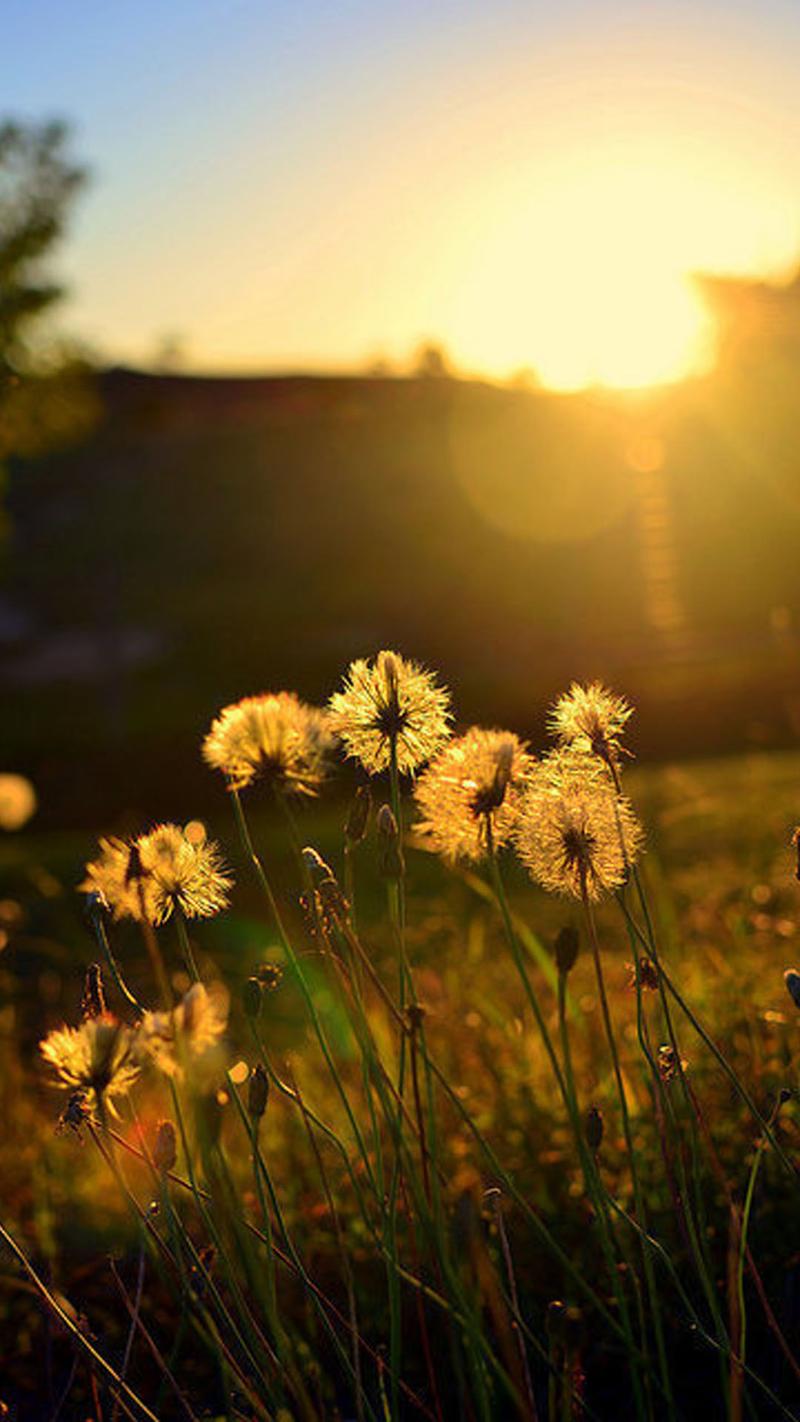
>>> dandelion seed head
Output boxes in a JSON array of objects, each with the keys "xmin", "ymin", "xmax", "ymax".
[
  {"xmin": 548, "ymin": 682, "xmax": 633, "ymax": 764},
  {"xmin": 40, "ymin": 1013, "xmax": 139, "ymax": 1111},
  {"xmin": 414, "ymin": 727, "xmax": 533, "ymax": 864},
  {"xmin": 514, "ymin": 756, "xmax": 643, "ymax": 901},
  {"xmin": 202, "ymin": 692, "xmax": 334, "ymax": 795},
  {"xmin": 329, "ymin": 649, "xmax": 451, "ymax": 775},
  {"xmin": 139, "ymin": 981, "xmax": 229, "ymax": 1080},
  {"xmin": 81, "ymin": 824, "xmax": 231, "ymax": 925},
  {"xmin": 137, "ymin": 823, "xmax": 231, "ymax": 923}
]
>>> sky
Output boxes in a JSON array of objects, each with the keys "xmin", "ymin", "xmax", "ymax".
[{"xmin": 6, "ymin": 0, "xmax": 800, "ymax": 388}]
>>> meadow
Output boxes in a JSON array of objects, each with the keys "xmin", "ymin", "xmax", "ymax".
[{"xmin": 2, "ymin": 660, "xmax": 800, "ymax": 1421}]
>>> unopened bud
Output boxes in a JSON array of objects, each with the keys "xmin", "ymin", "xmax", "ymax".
[
  {"xmin": 585, "ymin": 1105, "xmax": 604, "ymax": 1152},
  {"xmin": 785, "ymin": 968, "xmax": 800, "ymax": 1010},
  {"xmin": 241, "ymin": 976, "xmax": 262, "ymax": 1019},
  {"xmin": 248, "ymin": 1063, "xmax": 270, "ymax": 1119},
  {"xmin": 345, "ymin": 785, "xmax": 372, "ymax": 845},
  {"xmin": 81, "ymin": 963, "xmax": 107, "ymax": 1020},
  {"xmin": 377, "ymin": 805, "xmax": 404, "ymax": 880},
  {"xmin": 554, "ymin": 926, "xmax": 580, "ymax": 977},
  {"xmin": 302, "ymin": 846, "xmax": 334, "ymax": 886},
  {"xmin": 153, "ymin": 1119, "xmax": 177, "ymax": 1175},
  {"xmin": 405, "ymin": 1002, "xmax": 427, "ymax": 1034}
]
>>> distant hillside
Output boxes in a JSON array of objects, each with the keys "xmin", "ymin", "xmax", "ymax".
[{"xmin": 4, "ymin": 361, "xmax": 800, "ymax": 826}]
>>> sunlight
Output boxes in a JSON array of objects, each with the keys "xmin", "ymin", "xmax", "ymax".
[
  {"xmin": 443, "ymin": 156, "xmax": 762, "ymax": 390},
  {"xmin": 529, "ymin": 263, "xmax": 712, "ymax": 391}
]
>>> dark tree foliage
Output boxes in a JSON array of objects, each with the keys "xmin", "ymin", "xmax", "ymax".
[
  {"xmin": 0, "ymin": 120, "xmax": 85, "ymax": 372},
  {"xmin": 0, "ymin": 119, "xmax": 97, "ymax": 463}
]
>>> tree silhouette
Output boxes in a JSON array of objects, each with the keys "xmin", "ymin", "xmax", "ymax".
[{"xmin": 0, "ymin": 119, "xmax": 96, "ymax": 464}]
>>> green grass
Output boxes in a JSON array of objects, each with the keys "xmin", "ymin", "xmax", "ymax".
[{"xmin": 2, "ymin": 747, "xmax": 800, "ymax": 1419}]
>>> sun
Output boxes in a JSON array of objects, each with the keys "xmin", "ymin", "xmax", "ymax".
[
  {"xmin": 532, "ymin": 261, "xmax": 713, "ymax": 391},
  {"xmin": 443, "ymin": 161, "xmax": 723, "ymax": 391}
]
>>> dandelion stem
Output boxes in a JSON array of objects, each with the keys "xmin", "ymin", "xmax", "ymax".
[
  {"xmin": 230, "ymin": 786, "xmax": 379, "ymax": 1195},
  {"xmin": 175, "ymin": 910, "xmax": 202, "ymax": 981},
  {"xmin": 557, "ymin": 971, "xmax": 652, "ymax": 1422},
  {"xmin": 486, "ymin": 827, "xmax": 567, "ymax": 1099},
  {"xmin": 618, "ymin": 889, "xmax": 797, "ymax": 1181},
  {"xmin": 581, "ymin": 885, "xmax": 676, "ymax": 1420},
  {"xmin": 88, "ymin": 903, "xmax": 143, "ymax": 1014},
  {"xmin": 0, "ymin": 1217, "xmax": 161, "ymax": 1422}
]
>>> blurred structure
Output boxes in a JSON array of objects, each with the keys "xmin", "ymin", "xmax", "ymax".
[{"xmin": 4, "ymin": 269, "xmax": 800, "ymax": 823}]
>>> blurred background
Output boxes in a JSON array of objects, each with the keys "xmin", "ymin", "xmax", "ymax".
[{"xmin": 4, "ymin": 0, "xmax": 800, "ymax": 828}]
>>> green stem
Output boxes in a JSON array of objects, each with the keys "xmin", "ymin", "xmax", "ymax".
[
  {"xmin": 487, "ymin": 836, "xmax": 567, "ymax": 1100},
  {"xmin": 230, "ymin": 786, "xmax": 379, "ymax": 1197},
  {"xmin": 557, "ymin": 973, "xmax": 651, "ymax": 1422},
  {"xmin": 581, "ymin": 888, "xmax": 676, "ymax": 1420},
  {"xmin": 175, "ymin": 910, "xmax": 202, "ymax": 981}
]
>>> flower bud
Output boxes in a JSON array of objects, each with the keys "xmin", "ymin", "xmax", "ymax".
[
  {"xmin": 405, "ymin": 1002, "xmax": 427, "ymax": 1035},
  {"xmin": 302, "ymin": 845, "xmax": 334, "ymax": 886},
  {"xmin": 554, "ymin": 926, "xmax": 580, "ymax": 977},
  {"xmin": 248, "ymin": 1063, "xmax": 270, "ymax": 1119},
  {"xmin": 241, "ymin": 976, "xmax": 262, "ymax": 1019},
  {"xmin": 81, "ymin": 962, "xmax": 107, "ymax": 1021},
  {"xmin": 153, "ymin": 1119, "xmax": 177, "ymax": 1175},
  {"xmin": 345, "ymin": 785, "xmax": 372, "ymax": 845},
  {"xmin": 377, "ymin": 804, "xmax": 404, "ymax": 880},
  {"xmin": 785, "ymin": 968, "xmax": 800, "ymax": 1010},
  {"xmin": 585, "ymin": 1105, "xmax": 604, "ymax": 1152}
]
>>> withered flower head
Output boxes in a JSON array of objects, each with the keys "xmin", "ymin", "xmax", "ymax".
[
  {"xmin": 514, "ymin": 753, "xmax": 643, "ymax": 902},
  {"xmin": 413, "ymin": 727, "xmax": 533, "ymax": 864},
  {"xmin": 328, "ymin": 649, "xmax": 451, "ymax": 775},
  {"xmin": 202, "ymin": 692, "xmax": 334, "ymax": 796},
  {"xmin": 139, "ymin": 982, "xmax": 229, "ymax": 1080},
  {"xmin": 657, "ymin": 1044, "xmax": 685, "ymax": 1083},
  {"xmin": 40, "ymin": 1013, "xmax": 139, "ymax": 1112},
  {"xmin": 256, "ymin": 962, "xmax": 283, "ymax": 992},
  {"xmin": 81, "ymin": 824, "xmax": 231, "ymax": 926},
  {"xmin": 549, "ymin": 681, "xmax": 633, "ymax": 767},
  {"xmin": 627, "ymin": 956, "xmax": 659, "ymax": 991}
]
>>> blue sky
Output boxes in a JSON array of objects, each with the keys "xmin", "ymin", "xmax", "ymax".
[{"xmin": 6, "ymin": 1, "xmax": 800, "ymax": 383}]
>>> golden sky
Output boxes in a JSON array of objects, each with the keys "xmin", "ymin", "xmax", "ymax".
[{"xmin": 10, "ymin": 2, "xmax": 800, "ymax": 388}]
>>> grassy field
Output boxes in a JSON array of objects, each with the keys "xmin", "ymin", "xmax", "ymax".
[{"xmin": 2, "ymin": 727, "xmax": 800, "ymax": 1420}]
